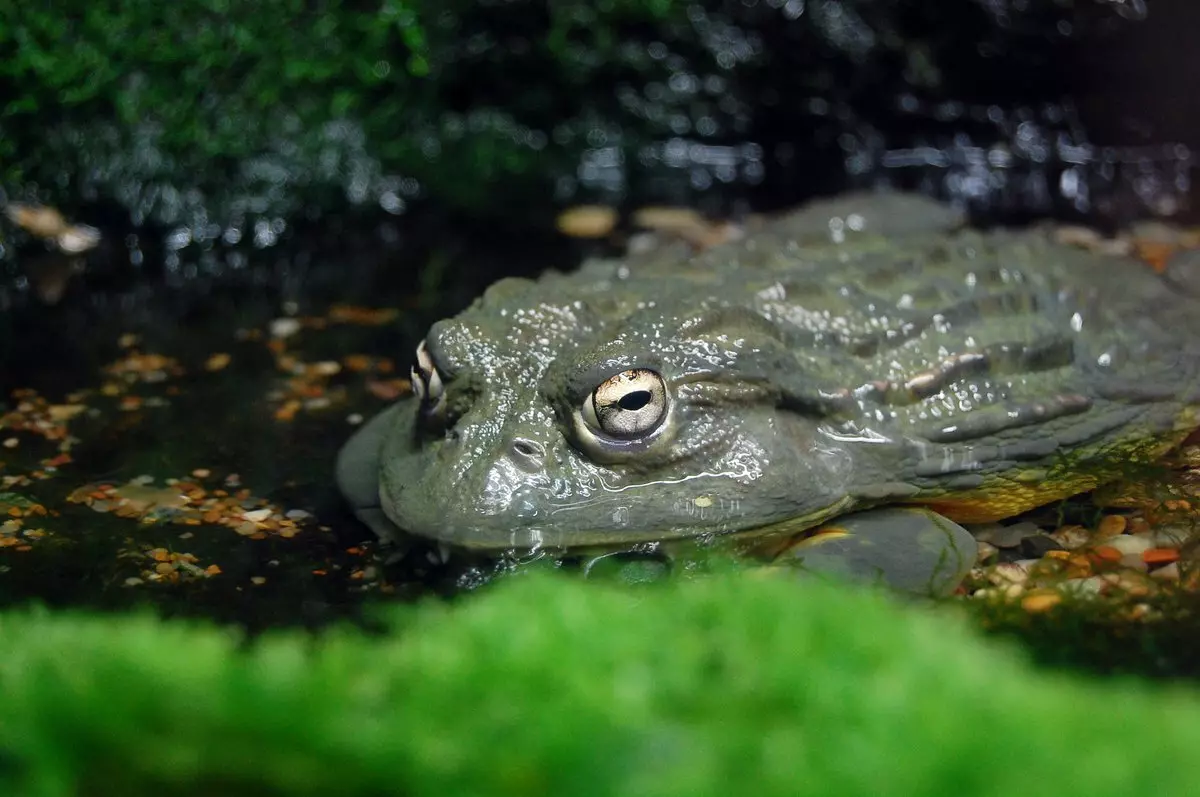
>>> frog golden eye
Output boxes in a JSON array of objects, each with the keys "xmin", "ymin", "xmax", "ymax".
[
  {"xmin": 582, "ymin": 369, "xmax": 668, "ymax": 438},
  {"xmin": 410, "ymin": 340, "xmax": 445, "ymax": 416}
]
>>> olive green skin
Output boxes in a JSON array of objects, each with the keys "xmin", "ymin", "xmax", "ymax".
[{"xmin": 338, "ymin": 193, "xmax": 1200, "ymax": 552}]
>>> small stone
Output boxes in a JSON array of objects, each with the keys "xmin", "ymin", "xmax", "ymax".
[
  {"xmin": 1060, "ymin": 576, "xmax": 1106, "ymax": 596},
  {"xmin": 1019, "ymin": 532, "xmax": 1065, "ymax": 559},
  {"xmin": 284, "ymin": 509, "xmax": 311, "ymax": 521},
  {"xmin": 1101, "ymin": 571, "xmax": 1152, "ymax": 596},
  {"xmin": 2, "ymin": 438, "xmax": 17, "ymax": 449},
  {"xmin": 235, "ymin": 521, "xmax": 259, "ymax": 536},
  {"xmin": 154, "ymin": 562, "xmax": 175, "ymax": 575},
  {"xmin": 1118, "ymin": 552, "xmax": 1150, "ymax": 572},
  {"xmin": 1106, "ymin": 534, "xmax": 1153, "ymax": 556},
  {"xmin": 204, "ymin": 353, "xmax": 232, "ymax": 371},
  {"xmin": 1088, "ymin": 545, "xmax": 1123, "ymax": 566},
  {"xmin": 191, "ymin": 468, "xmax": 211, "ymax": 479},
  {"xmin": 1150, "ymin": 526, "xmax": 1193, "ymax": 548},
  {"xmin": 1096, "ymin": 514, "xmax": 1127, "ymax": 538},
  {"xmin": 975, "ymin": 541, "xmax": 999, "ymax": 564},
  {"xmin": 123, "ymin": 577, "xmax": 144, "ymax": 587},
  {"xmin": 1143, "ymin": 548, "xmax": 1181, "ymax": 566},
  {"xmin": 1049, "ymin": 525, "xmax": 1091, "ymax": 550},
  {"xmin": 989, "ymin": 562, "xmax": 1030, "ymax": 586},
  {"xmin": 347, "ymin": 413, "xmax": 364, "ymax": 425},
  {"xmin": 242, "ymin": 508, "xmax": 272, "ymax": 523},
  {"xmin": 269, "ymin": 318, "xmax": 302, "ymax": 339},
  {"xmin": 47, "ymin": 404, "xmax": 87, "ymax": 422},
  {"xmin": 1128, "ymin": 517, "xmax": 1152, "ymax": 535},
  {"xmin": 1021, "ymin": 589, "xmax": 1062, "ymax": 613},
  {"xmin": 250, "ymin": 576, "xmax": 267, "ymax": 586},
  {"xmin": 311, "ymin": 361, "xmax": 342, "ymax": 376},
  {"xmin": 970, "ymin": 521, "xmax": 1041, "ymax": 549},
  {"xmin": 556, "ymin": 205, "xmax": 618, "ymax": 238},
  {"xmin": 1150, "ymin": 562, "xmax": 1181, "ymax": 581}
]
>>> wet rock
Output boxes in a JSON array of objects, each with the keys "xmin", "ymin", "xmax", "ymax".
[
  {"xmin": 969, "ymin": 520, "xmax": 1042, "ymax": 549},
  {"xmin": 1019, "ymin": 532, "xmax": 1066, "ymax": 559}
]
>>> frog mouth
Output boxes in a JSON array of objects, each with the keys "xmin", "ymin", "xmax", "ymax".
[{"xmin": 379, "ymin": 495, "xmax": 856, "ymax": 555}]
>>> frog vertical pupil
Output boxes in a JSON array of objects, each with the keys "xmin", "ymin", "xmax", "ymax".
[{"xmin": 619, "ymin": 390, "xmax": 651, "ymax": 411}]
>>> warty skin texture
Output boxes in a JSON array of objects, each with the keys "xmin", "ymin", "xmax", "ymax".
[{"xmin": 338, "ymin": 192, "xmax": 1200, "ymax": 552}]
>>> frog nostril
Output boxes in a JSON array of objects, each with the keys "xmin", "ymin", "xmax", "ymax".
[
  {"xmin": 512, "ymin": 438, "xmax": 542, "ymax": 457},
  {"xmin": 509, "ymin": 438, "xmax": 546, "ymax": 470}
]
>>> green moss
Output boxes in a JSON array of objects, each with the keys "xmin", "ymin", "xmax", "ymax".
[
  {"xmin": 0, "ymin": 0, "xmax": 700, "ymax": 224},
  {"xmin": 0, "ymin": 573, "xmax": 1198, "ymax": 796}
]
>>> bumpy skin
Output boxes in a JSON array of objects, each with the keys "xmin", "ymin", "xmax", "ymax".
[{"xmin": 338, "ymin": 193, "xmax": 1200, "ymax": 551}]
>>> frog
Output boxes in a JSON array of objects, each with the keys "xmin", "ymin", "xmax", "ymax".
[{"xmin": 337, "ymin": 192, "xmax": 1200, "ymax": 595}]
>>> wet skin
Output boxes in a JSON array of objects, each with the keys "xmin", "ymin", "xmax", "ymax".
[{"xmin": 338, "ymin": 192, "xmax": 1200, "ymax": 569}]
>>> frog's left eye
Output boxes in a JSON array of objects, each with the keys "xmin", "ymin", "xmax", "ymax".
[
  {"xmin": 410, "ymin": 340, "xmax": 446, "ymax": 417},
  {"xmin": 582, "ymin": 369, "xmax": 668, "ymax": 439}
]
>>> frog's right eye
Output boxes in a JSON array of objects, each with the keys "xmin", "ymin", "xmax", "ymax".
[{"xmin": 410, "ymin": 340, "xmax": 446, "ymax": 417}]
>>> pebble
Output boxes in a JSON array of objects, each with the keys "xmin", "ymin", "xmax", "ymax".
[
  {"xmin": 1143, "ymin": 548, "xmax": 1181, "ymax": 566},
  {"xmin": 1105, "ymin": 534, "xmax": 1153, "ymax": 556},
  {"xmin": 269, "ymin": 318, "xmax": 302, "ymax": 339},
  {"xmin": 1060, "ymin": 576, "xmax": 1107, "ymax": 596},
  {"xmin": 1049, "ymin": 525, "xmax": 1091, "ymax": 550},
  {"xmin": 1101, "ymin": 571, "xmax": 1153, "ymax": 597},
  {"xmin": 1021, "ymin": 589, "xmax": 1062, "ymax": 613},
  {"xmin": 285, "ymin": 509, "xmax": 311, "ymax": 521},
  {"xmin": 204, "ymin": 353, "xmax": 232, "ymax": 371},
  {"xmin": 1096, "ymin": 514, "xmax": 1127, "ymax": 538},
  {"xmin": 1118, "ymin": 553, "xmax": 1150, "ymax": 573},
  {"xmin": 989, "ymin": 562, "xmax": 1030, "ymax": 586},
  {"xmin": 347, "ymin": 413, "xmax": 364, "ymax": 425},
  {"xmin": 250, "ymin": 576, "xmax": 267, "ymax": 586},
  {"xmin": 1150, "ymin": 527, "xmax": 1193, "ymax": 548},
  {"xmin": 1020, "ymin": 532, "xmax": 1065, "ymax": 558},
  {"xmin": 555, "ymin": 206, "xmax": 617, "ymax": 238},
  {"xmin": 970, "ymin": 521, "xmax": 1041, "ymax": 549},
  {"xmin": 975, "ymin": 541, "xmax": 998, "ymax": 564},
  {"xmin": 242, "ymin": 508, "xmax": 272, "ymax": 523},
  {"xmin": 311, "ymin": 361, "xmax": 342, "ymax": 376},
  {"xmin": 1151, "ymin": 562, "xmax": 1181, "ymax": 581}
]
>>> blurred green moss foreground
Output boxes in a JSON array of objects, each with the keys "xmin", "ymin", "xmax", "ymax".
[{"xmin": 2, "ymin": 572, "xmax": 1199, "ymax": 796}]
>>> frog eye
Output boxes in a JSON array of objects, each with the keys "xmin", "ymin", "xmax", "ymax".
[
  {"xmin": 582, "ymin": 369, "xmax": 668, "ymax": 439},
  {"xmin": 410, "ymin": 340, "xmax": 446, "ymax": 416}
]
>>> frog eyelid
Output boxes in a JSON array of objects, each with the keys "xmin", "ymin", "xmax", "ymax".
[
  {"xmin": 410, "ymin": 339, "xmax": 446, "ymax": 415},
  {"xmin": 562, "ymin": 354, "xmax": 665, "ymax": 405}
]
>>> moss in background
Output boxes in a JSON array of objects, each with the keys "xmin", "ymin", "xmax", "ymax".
[
  {"xmin": 1, "ymin": 572, "xmax": 1198, "ymax": 796},
  {"xmin": 0, "ymin": 0, "xmax": 1143, "ymax": 230}
]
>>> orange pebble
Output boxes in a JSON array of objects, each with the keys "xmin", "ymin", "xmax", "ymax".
[{"xmin": 1142, "ymin": 548, "xmax": 1180, "ymax": 565}]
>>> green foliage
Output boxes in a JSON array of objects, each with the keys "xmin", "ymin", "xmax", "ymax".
[
  {"xmin": 0, "ymin": 573, "xmax": 1198, "ymax": 796},
  {"xmin": 0, "ymin": 1, "xmax": 707, "ymax": 222}
]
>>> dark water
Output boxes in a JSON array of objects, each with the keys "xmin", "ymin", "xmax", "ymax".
[{"xmin": 0, "ymin": 214, "xmax": 583, "ymax": 631}]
